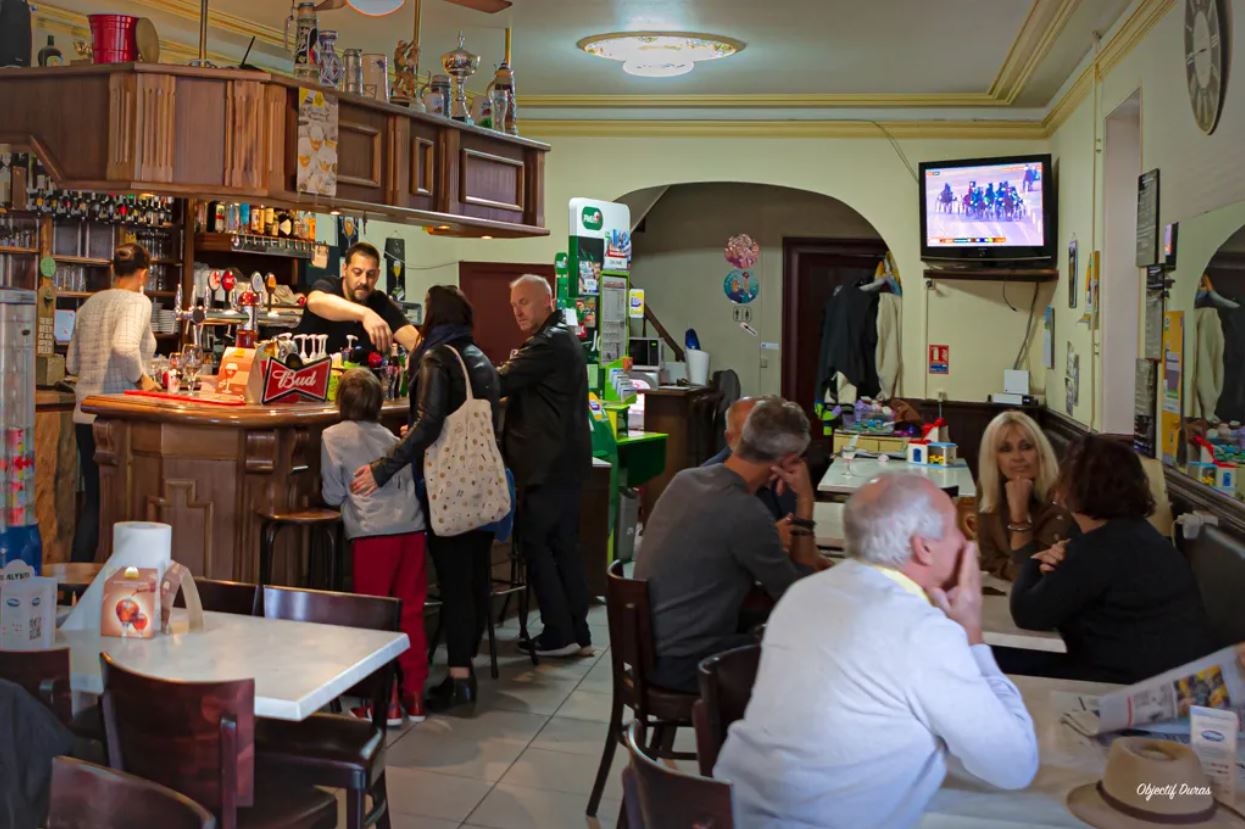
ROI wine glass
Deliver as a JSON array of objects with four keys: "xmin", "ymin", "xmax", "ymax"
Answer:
[
  {"xmin": 181, "ymin": 345, "xmax": 203, "ymax": 393},
  {"xmin": 840, "ymin": 443, "xmax": 857, "ymax": 478}
]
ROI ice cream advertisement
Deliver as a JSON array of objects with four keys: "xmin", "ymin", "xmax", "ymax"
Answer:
[{"xmin": 298, "ymin": 88, "xmax": 339, "ymax": 197}]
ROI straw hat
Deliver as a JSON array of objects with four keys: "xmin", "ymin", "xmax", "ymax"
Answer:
[{"xmin": 1067, "ymin": 737, "xmax": 1245, "ymax": 828}]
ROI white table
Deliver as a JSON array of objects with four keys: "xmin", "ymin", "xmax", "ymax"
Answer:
[
  {"xmin": 58, "ymin": 610, "xmax": 409, "ymax": 721},
  {"xmin": 818, "ymin": 458, "xmax": 977, "ymax": 498},
  {"xmin": 983, "ymin": 595, "xmax": 1067, "ymax": 653},
  {"xmin": 928, "ymin": 674, "xmax": 1120, "ymax": 828}
]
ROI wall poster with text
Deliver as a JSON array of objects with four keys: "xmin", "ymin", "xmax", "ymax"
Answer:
[{"xmin": 1161, "ymin": 310, "xmax": 1184, "ymax": 466}]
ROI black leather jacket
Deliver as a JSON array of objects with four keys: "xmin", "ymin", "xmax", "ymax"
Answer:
[
  {"xmin": 498, "ymin": 314, "xmax": 592, "ymax": 488},
  {"xmin": 370, "ymin": 339, "xmax": 500, "ymax": 488}
]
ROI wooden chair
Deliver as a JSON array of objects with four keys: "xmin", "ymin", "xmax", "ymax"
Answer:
[
  {"xmin": 175, "ymin": 578, "xmax": 262, "ymax": 616},
  {"xmin": 694, "ymin": 644, "xmax": 761, "ymax": 776},
  {"xmin": 623, "ymin": 720, "xmax": 734, "ymax": 829},
  {"xmin": 0, "ymin": 646, "xmax": 72, "ymax": 724},
  {"xmin": 254, "ymin": 585, "xmax": 400, "ymax": 829},
  {"xmin": 100, "ymin": 653, "xmax": 336, "ymax": 829},
  {"xmin": 48, "ymin": 756, "xmax": 217, "ymax": 829},
  {"xmin": 587, "ymin": 560, "xmax": 698, "ymax": 817}
]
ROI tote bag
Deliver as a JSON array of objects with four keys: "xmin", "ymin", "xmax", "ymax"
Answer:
[{"xmin": 424, "ymin": 346, "xmax": 511, "ymax": 536}]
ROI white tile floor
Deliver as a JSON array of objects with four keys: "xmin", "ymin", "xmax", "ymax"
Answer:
[{"xmin": 377, "ymin": 602, "xmax": 626, "ymax": 829}]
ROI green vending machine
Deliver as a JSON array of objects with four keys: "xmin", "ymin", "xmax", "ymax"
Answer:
[{"xmin": 561, "ymin": 197, "xmax": 666, "ymax": 562}]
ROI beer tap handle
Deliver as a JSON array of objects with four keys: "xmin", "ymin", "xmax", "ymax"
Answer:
[
  {"xmin": 294, "ymin": 334, "xmax": 309, "ymax": 363},
  {"xmin": 316, "ymin": 334, "xmax": 328, "ymax": 361}
]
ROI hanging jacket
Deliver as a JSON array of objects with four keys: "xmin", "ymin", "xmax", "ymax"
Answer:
[
  {"xmin": 816, "ymin": 285, "xmax": 880, "ymax": 403},
  {"xmin": 875, "ymin": 292, "xmax": 902, "ymax": 400},
  {"xmin": 1191, "ymin": 306, "xmax": 1225, "ymax": 420}
]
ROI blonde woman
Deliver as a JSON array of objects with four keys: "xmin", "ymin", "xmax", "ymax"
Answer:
[{"xmin": 975, "ymin": 411, "xmax": 1074, "ymax": 580}]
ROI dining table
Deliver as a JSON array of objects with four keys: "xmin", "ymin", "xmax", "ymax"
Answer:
[
  {"xmin": 817, "ymin": 457, "xmax": 978, "ymax": 501},
  {"xmin": 927, "ymin": 674, "xmax": 1245, "ymax": 827},
  {"xmin": 57, "ymin": 608, "xmax": 409, "ymax": 721}
]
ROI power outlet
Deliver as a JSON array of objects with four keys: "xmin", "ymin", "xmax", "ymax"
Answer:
[
  {"xmin": 936, "ymin": 389, "xmax": 948, "ymax": 401},
  {"xmin": 731, "ymin": 305, "xmax": 752, "ymax": 323}
]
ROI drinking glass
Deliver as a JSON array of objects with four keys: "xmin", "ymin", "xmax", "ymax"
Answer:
[
  {"xmin": 181, "ymin": 345, "xmax": 203, "ymax": 393},
  {"xmin": 840, "ymin": 444, "xmax": 857, "ymax": 477}
]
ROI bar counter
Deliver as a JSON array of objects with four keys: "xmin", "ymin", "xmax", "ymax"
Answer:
[{"xmin": 82, "ymin": 393, "xmax": 408, "ymax": 582}]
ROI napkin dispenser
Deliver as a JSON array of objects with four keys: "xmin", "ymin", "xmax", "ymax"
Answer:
[{"xmin": 0, "ymin": 560, "xmax": 56, "ymax": 649}]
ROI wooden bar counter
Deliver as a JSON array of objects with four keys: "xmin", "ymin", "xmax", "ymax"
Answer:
[{"xmin": 81, "ymin": 393, "xmax": 407, "ymax": 582}]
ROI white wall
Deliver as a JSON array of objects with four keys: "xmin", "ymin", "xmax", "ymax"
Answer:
[
  {"xmin": 1043, "ymin": 0, "xmax": 1245, "ymax": 428},
  {"xmin": 626, "ymin": 183, "xmax": 880, "ymax": 396}
]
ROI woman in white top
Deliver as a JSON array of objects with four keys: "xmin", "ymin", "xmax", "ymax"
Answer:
[{"xmin": 66, "ymin": 242, "xmax": 159, "ymax": 562}]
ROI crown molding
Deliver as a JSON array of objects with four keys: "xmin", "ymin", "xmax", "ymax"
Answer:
[
  {"xmin": 122, "ymin": 0, "xmax": 287, "ymax": 48},
  {"xmin": 518, "ymin": 92, "xmax": 1001, "ymax": 109},
  {"xmin": 523, "ymin": 119, "xmax": 1049, "ymax": 140},
  {"xmin": 988, "ymin": 0, "xmax": 1081, "ymax": 103},
  {"xmin": 1041, "ymin": 0, "xmax": 1173, "ymax": 134}
]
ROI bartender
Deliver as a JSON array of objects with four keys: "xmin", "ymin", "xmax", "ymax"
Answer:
[{"xmin": 295, "ymin": 241, "xmax": 420, "ymax": 354}]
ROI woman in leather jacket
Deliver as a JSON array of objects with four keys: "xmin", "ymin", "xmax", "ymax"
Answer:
[{"xmin": 352, "ymin": 285, "xmax": 500, "ymax": 713}]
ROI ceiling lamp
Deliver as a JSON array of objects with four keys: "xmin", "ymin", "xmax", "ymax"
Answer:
[
  {"xmin": 578, "ymin": 32, "xmax": 744, "ymax": 77},
  {"xmin": 315, "ymin": 0, "xmax": 405, "ymax": 14}
]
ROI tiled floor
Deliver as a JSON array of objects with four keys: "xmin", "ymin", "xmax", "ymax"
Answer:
[{"xmin": 376, "ymin": 602, "xmax": 629, "ymax": 829}]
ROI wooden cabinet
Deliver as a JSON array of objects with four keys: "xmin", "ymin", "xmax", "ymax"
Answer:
[
  {"xmin": 0, "ymin": 64, "xmax": 549, "ymax": 239},
  {"xmin": 639, "ymin": 387, "xmax": 718, "ymax": 517}
]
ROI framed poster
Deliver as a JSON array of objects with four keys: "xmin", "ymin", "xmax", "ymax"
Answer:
[
  {"xmin": 1160, "ymin": 310, "xmax": 1184, "ymax": 465},
  {"xmin": 1136, "ymin": 169, "xmax": 1160, "ymax": 268}
]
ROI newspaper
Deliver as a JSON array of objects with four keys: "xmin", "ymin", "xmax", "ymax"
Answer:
[{"xmin": 1060, "ymin": 645, "xmax": 1245, "ymax": 763}]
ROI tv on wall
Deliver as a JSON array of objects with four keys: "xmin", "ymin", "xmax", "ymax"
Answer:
[{"xmin": 919, "ymin": 153, "xmax": 1055, "ymax": 264}]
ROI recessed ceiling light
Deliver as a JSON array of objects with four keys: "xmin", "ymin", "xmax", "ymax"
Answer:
[{"xmin": 578, "ymin": 32, "xmax": 744, "ymax": 78}]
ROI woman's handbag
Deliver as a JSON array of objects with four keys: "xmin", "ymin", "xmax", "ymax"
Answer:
[{"xmin": 423, "ymin": 346, "xmax": 511, "ymax": 536}]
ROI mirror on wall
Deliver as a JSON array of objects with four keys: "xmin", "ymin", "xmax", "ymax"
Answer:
[{"xmin": 1169, "ymin": 199, "xmax": 1245, "ymax": 498}]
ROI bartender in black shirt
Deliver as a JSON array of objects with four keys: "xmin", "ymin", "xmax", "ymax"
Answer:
[{"xmin": 295, "ymin": 242, "xmax": 420, "ymax": 354}]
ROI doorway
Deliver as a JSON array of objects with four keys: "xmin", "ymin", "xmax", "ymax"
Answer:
[
  {"xmin": 1101, "ymin": 91, "xmax": 1143, "ymax": 433},
  {"xmin": 457, "ymin": 261, "xmax": 555, "ymax": 365},
  {"xmin": 781, "ymin": 237, "xmax": 888, "ymax": 445}
]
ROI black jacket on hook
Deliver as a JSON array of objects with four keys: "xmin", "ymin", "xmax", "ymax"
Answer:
[{"xmin": 816, "ymin": 284, "xmax": 881, "ymax": 403}]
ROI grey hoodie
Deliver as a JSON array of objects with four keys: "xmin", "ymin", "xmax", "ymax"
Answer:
[{"xmin": 321, "ymin": 420, "xmax": 425, "ymax": 539}]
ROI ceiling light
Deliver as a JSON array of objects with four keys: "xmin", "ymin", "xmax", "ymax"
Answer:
[{"xmin": 578, "ymin": 32, "xmax": 744, "ymax": 78}]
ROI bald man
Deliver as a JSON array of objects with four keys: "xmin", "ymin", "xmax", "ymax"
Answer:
[
  {"xmin": 703, "ymin": 396, "xmax": 798, "ymax": 523},
  {"xmin": 715, "ymin": 474, "xmax": 1038, "ymax": 828}
]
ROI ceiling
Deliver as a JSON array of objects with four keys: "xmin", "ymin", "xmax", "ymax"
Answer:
[{"xmin": 36, "ymin": 0, "xmax": 1132, "ymax": 113}]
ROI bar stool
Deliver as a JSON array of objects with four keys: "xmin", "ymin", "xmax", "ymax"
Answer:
[{"xmin": 256, "ymin": 508, "xmax": 343, "ymax": 590}]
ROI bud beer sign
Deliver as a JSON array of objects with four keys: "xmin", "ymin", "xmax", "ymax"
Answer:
[{"xmin": 261, "ymin": 358, "xmax": 331, "ymax": 404}]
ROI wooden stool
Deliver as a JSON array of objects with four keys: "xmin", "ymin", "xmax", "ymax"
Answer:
[
  {"xmin": 257, "ymin": 509, "xmax": 343, "ymax": 590},
  {"xmin": 44, "ymin": 562, "xmax": 103, "ymax": 604}
]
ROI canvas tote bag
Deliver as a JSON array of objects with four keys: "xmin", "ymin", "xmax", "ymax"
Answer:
[{"xmin": 423, "ymin": 346, "xmax": 511, "ymax": 536}]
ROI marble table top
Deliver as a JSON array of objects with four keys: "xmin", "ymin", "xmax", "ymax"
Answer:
[
  {"xmin": 59, "ymin": 609, "xmax": 409, "ymax": 721},
  {"xmin": 818, "ymin": 458, "xmax": 978, "ymax": 498}
]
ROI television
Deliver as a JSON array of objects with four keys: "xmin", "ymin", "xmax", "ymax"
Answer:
[{"xmin": 919, "ymin": 153, "xmax": 1055, "ymax": 264}]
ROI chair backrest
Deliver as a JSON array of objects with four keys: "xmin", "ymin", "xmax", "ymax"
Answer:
[
  {"xmin": 1185, "ymin": 524, "xmax": 1245, "ymax": 647},
  {"xmin": 0, "ymin": 646, "xmax": 72, "ymax": 724},
  {"xmin": 176, "ymin": 578, "xmax": 260, "ymax": 616},
  {"xmin": 624, "ymin": 720, "xmax": 733, "ymax": 828},
  {"xmin": 100, "ymin": 653, "xmax": 254, "ymax": 828},
  {"xmin": 607, "ymin": 559, "xmax": 657, "ymax": 708},
  {"xmin": 261, "ymin": 585, "xmax": 400, "ymax": 732},
  {"xmin": 48, "ymin": 756, "xmax": 217, "ymax": 829},
  {"xmin": 695, "ymin": 643, "xmax": 761, "ymax": 777}
]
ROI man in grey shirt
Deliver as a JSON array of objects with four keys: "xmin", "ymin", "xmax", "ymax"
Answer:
[{"xmin": 635, "ymin": 398, "xmax": 828, "ymax": 692}]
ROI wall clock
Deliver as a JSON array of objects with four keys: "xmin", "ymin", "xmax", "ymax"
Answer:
[{"xmin": 1185, "ymin": 0, "xmax": 1228, "ymax": 134}]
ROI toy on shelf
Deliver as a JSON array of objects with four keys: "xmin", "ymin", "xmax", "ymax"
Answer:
[{"xmin": 905, "ymin": 418, "xmax": 958, "ymax": 466}]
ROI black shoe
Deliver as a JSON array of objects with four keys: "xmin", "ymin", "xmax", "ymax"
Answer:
[
  {"xmin": 518, "ymin": 634, "xmax": 592, "ymax": 658},
  {"xmin": 425, "ymin": 673, "xmax": 478, "ymax": 713}
]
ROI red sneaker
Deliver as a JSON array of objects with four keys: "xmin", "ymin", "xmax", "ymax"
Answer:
[
  {"xmin": 403, "ymin": 693, "xmax": 427, "ymax": 723},
  {"xmin": 350, "ymin": 686, "xmax": 406, "ymax": 728}
]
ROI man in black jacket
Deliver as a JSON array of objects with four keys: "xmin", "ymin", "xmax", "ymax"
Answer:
[{"xmin": 501, "ymin": 274, "xmax": 594, "ymax": 657}]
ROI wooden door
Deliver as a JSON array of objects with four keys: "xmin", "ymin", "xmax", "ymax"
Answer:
[
  {"xmin": 781, "ymin": 238, "xmax": 887, "ymax": 446},
  {"xmin": 458, "ymin": 261, "xmax": 555, "ymax": 365}
]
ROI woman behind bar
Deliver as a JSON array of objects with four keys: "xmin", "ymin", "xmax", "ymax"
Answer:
[
  {"xmin": 66, "ymin": 242, "xmax": 159, "ymax": 562},
  {"xmin": 1010, "ymin": 435, "xmax": 1216, "ymax": 683},
  {"xmin": 975, "ymin": 411, "xmax": 1074, "ymax": 580},
  {"xmin": 352, "ymin": 285, "xmax": 501, "ymax": 714}
]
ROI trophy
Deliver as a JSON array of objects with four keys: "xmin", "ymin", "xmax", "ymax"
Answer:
[{"xmin": 441, "ymin": 32, "xmax": 480, "ymax": 124}]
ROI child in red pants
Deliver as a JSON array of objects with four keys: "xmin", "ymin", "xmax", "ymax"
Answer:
[{"xmin": 321, "ymin": 369, "xmax": 428, "ymax": 724}]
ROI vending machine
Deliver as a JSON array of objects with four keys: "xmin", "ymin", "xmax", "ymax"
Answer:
[{"xmin": 0, "ymin": 287, "xmax": 42, "ymax": 571}]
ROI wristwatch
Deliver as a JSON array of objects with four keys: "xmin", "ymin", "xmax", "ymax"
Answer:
[{"xmin": 789, "ymin": 517, "xmax": 816, "ymax": 530}]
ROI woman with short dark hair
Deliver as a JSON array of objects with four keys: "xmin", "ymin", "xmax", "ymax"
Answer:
[
  {"xmin": 351, "ymin": 285, "xmax": 501, "ymax": 714},
  {"xmin": 1009, "ymin": 436, "xmax": 1215, "ymax": 683}
]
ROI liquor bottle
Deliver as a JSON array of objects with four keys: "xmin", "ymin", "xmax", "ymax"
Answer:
[
  {"xmin": 239, "ymin": 203, "xmax": 250, "ymax": 232},
  {"xmin": 277, "ymin": 210, "xmax": 293, "ymax": 239},
  {"xmin": 306, "ymin": 213, "xmax": 317, "ymax": 241},
  {"xmin": 37, "ymin": 36, "xmax": 63, "ymax": 67},
  {"xmin": 265, "ymin": 206, "xmax": 277, "ymax": 237}
]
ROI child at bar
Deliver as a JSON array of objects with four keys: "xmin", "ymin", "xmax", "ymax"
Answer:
[{"xmin": 321, "ymin": 368, "xmax": 428, "ymax": 723}]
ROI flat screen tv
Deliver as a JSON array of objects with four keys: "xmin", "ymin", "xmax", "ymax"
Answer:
[{"xmin": 919, "ymin": 153, "xmax": 1055, "ymax": 264}]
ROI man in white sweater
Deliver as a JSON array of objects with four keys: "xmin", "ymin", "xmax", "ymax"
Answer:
[{"xmin": 714, "ymin": 473, "xmax": 1038, "ymax": 829}]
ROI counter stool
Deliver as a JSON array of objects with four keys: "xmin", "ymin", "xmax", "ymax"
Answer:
[{"xmin": 257, "ymin": 508, "xmax": 343, "ymax": 590}]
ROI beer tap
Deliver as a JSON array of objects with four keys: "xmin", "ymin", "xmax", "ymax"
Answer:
[
  {"xmin": 293, "ymin": 333, "xmax": 310, "ymax": 365},
  {"xmin": 174, "ymin": 283, "xmax": 208, "ymax": 350},
  {"xmin": 314, "ymin": 334, "xmax": 328, "ymax": 362}
]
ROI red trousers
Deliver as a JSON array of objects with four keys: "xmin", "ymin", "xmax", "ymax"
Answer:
[{"xmin": 351, "ymin": 532, "xmax": 428, "ymax": 696}]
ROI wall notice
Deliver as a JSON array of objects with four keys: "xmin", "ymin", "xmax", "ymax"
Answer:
[
  {"xmin": 928, "ymin": 344, "xmax": 949, "ymax": 375},
  {"xmin": 1161, "ymin": 310, "xmax": 1184, "ymax": 465}
]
